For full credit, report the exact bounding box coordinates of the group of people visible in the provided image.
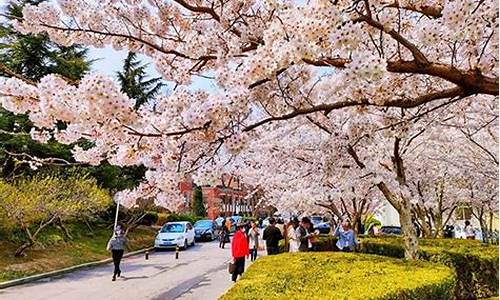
[105,216,479,283]
[229,216,359,282]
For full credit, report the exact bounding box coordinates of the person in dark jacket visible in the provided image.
[106,225,129,281]
[296,217,316,252]
[231,222,249,282]
[263,217,283,255]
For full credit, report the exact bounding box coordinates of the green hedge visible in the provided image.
[164,213,204,224]
[360,238,499,300]
[278,236,498,299]
[220,252,455,300]
[278,234,338,252]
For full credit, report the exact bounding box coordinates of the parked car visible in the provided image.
[310,215,331,234]
[380,226,402,236]
[154,221,195,250]
[194,219,218,241]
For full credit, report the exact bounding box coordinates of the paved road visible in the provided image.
[0,240,240,300]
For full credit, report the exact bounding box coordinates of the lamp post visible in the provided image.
[113,197,121,234]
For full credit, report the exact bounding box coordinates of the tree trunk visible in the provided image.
[14,242,33,257]
[15,226,36,257]
[488,211,494,244]
[420,219,432,238]
[479,218,488,244]
[84,219,94,232]
[57,218,73,240]
[399,198,420,259]
[412,205,432,238]
[434,213,444,238]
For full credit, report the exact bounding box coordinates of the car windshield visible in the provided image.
[161,223,185,233]
[195,220,213,228]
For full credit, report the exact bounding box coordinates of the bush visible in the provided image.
[221,252,455,300]
[139,211,158,226]
[165,213,203,224]
[156,213,168,226]
[360,237,499,299]
[278,234,338,253]
[278,235,498,299]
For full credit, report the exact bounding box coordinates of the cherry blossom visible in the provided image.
[0,0,497,259]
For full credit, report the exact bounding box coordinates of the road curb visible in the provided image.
[0,247,155,290]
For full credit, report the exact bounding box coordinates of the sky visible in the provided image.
[88,46,215,92]
[88,46,157,79]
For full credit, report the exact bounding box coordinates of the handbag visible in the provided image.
[228,261,236,274]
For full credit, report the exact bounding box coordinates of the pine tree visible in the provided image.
[0,1,90,81]
[0,0,91,178]
[0,1,146,191]
[193,186,206,217]
[117,52,165,109]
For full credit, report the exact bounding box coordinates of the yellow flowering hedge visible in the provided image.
[359,237,499,299]
[220,252,455,300]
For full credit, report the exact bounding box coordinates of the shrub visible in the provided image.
[156,213,169,226]
[140,211,159,226]
[0,176,111,256]
[360,237,499,299]
[221,252,455,300]
[165,213,203,224]
[278,234,338,253]
[278,235,498,299]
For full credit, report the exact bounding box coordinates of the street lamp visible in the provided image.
[113,197,121,234]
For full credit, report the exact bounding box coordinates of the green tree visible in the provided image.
[0,1,90,82]
[193,186,206,217]
[117,52,165,109]
[0,1,146,192]
[0,0,91,178]
[0,175,111,256]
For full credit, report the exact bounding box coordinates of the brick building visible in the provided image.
[178,174,260,220]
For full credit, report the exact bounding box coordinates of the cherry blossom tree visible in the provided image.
[0,0,497,259]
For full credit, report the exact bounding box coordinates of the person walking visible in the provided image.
[263,217,284,255]
[248,221,260,261]
[334,220,358,252]
[287,217,300,253]
[220,218,230,249]
[231,222,249,282]
[106,225,128,281]
[464,220,475,240]
[297,217,315,252]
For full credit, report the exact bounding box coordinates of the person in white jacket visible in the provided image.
[287,217,300,253]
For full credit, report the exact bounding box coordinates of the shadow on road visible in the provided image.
[120,275,149,281]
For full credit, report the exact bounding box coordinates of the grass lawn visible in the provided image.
[0,223,156,282]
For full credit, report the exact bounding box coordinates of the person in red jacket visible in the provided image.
[231,222,249,282]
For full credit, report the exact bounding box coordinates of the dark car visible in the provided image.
[311,215,331,234]
[380,226,402,236]
[194,220,218,241]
